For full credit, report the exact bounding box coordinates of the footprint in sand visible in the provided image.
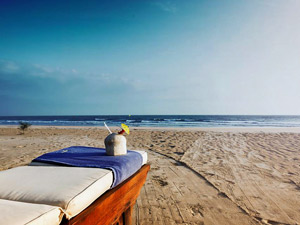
[152,175,169,187]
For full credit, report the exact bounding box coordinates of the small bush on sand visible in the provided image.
[19,121,31,134]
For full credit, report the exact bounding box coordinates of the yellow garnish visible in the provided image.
[121,123,130,135]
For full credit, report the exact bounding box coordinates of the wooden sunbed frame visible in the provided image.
[61,164,150,225]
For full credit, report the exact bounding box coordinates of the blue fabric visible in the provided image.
[32,146,143,188]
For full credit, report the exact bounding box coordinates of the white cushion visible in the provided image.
[0,166,113,219]
[0,199,63,225]
[131,150,148,165]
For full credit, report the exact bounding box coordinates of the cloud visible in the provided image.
[0,60,20,74]
[0,59,146,115]
[0,59,139,86]
[152,1,177,13]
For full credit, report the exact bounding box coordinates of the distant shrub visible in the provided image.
[18,121,31,134]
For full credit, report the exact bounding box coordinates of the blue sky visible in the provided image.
[1,0,300,115]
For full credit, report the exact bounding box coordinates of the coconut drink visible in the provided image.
[104,123,130,156]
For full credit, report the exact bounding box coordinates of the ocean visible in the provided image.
[1,115,300,127]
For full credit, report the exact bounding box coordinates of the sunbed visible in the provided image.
[0,199,63,225]
[0,147,149,225]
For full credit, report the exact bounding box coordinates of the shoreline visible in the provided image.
[2,124,300,133]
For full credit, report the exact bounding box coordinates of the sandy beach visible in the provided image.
[1,126,300,225]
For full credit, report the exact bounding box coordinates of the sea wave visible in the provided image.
[1,115,300,127]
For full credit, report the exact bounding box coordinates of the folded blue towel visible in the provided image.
[32,146,143,188]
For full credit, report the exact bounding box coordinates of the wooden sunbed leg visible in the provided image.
[61,165,150,225]
[124,205,133,225]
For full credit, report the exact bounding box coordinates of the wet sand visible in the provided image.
[1,126,300,224]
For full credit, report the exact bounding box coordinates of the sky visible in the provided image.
[1,0,300,116]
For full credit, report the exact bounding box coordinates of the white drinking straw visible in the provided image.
[104,122,112,134]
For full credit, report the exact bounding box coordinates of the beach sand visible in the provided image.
[1,126,300,225]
